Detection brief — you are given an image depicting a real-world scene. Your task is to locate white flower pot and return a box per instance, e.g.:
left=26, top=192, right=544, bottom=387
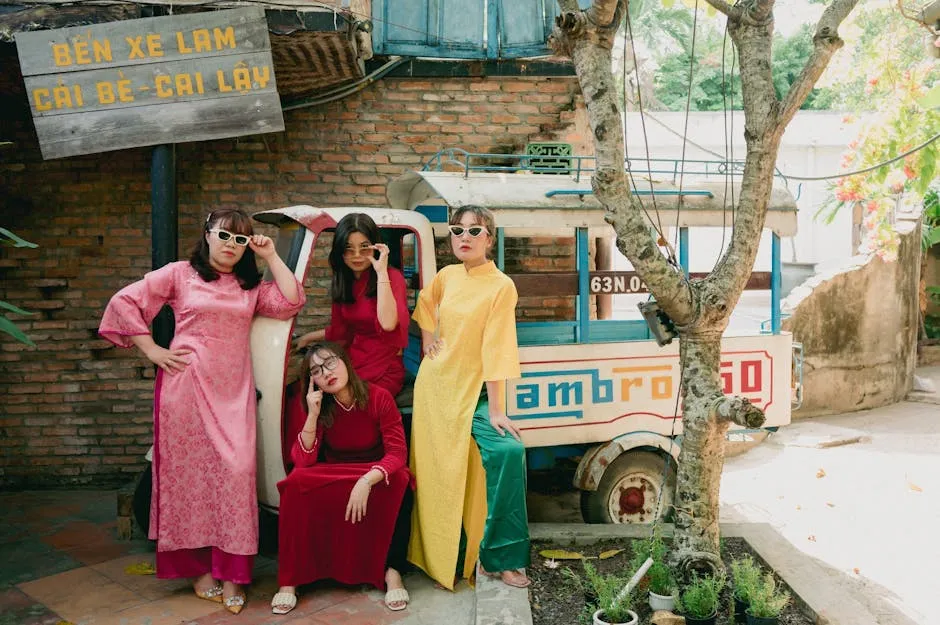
left=649, top=590, right=676, bottom=611
left=593, top=608, right=639, bottom=625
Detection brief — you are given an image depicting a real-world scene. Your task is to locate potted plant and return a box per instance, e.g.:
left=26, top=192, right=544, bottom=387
left=629, top=530, right=677, bottom=611
left=745, top=572, right=790, bottom=625
left=730, top=555, right=763, bottom=623
left=676, top=574, right=724, bottom=625
left=582, top=560, right=638, bottom=625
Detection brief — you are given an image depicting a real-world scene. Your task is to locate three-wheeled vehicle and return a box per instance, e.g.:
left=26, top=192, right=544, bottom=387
left=243, top=149, right=803, bottom=525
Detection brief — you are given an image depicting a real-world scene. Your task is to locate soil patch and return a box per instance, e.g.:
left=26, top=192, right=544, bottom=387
left=528, top=537, right=814, bottom=625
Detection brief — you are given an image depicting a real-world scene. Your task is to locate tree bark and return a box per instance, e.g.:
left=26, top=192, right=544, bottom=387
left=553, top=0, right=859, bottom=578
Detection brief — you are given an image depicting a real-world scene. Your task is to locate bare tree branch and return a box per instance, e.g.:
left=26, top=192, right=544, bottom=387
left=711, top=395, right=766, bottom=427
left=777, top=0, right=860, bottom=127
left=585, top=0, right=620, bottom=27
left=556, top=0, right=580, bottom=11
left=699, top=0, right=740, bottom=18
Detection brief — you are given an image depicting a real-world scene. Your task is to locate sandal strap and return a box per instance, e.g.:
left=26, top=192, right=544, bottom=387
left=271, top=592, right=297, bottom=607
left=385, top=588, right=410, bottom=603
left=224, top=594, right=246, bottom=607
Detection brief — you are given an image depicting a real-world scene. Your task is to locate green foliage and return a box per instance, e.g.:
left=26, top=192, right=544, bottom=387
left=746, top=572, right=791, bottom=618
left=923, top=186, right=940, bottom=251
left=629, top=529, right=675, bottom=595
left=650, top=23, right=835, bottom=111
left=730, top=555, right=762, bottom=603
left=0, top=227, right=36, bottom=346
left=582, top=559, right=635, bottom=624
left=676, top=574, right=724, bottom=619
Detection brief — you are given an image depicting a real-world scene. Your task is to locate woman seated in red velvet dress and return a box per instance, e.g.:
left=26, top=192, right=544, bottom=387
left=295, top=213, right=410, bottom=396
left=271, top=343, right=412, bottom=615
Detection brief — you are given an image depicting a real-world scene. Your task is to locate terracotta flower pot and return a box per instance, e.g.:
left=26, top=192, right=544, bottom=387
left=592, top=608, right=639, bottom=625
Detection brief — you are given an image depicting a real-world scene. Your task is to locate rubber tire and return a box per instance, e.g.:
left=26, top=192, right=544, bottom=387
left=580, top=450, right=676, bottom=524
left=133, top=464, right=153, bottom=539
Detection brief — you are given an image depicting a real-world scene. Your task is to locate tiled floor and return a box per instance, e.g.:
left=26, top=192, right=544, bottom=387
left=0, top=490, right=470, bottom=625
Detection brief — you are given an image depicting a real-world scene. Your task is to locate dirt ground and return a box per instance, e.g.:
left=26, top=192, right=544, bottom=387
left=528, top=537, right=815, bottom=625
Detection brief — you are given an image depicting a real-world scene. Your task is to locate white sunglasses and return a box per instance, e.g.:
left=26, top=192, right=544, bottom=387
left=209, top=229, right=250, bottom=246
left=448, top=225, right=489, bottom=238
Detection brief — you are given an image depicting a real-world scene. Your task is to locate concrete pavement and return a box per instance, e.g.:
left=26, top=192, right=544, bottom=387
left=720, top=397, right=940, bottom=625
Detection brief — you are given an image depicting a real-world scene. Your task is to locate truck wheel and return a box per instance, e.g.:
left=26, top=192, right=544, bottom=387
left=580, top=451, right=676, bottom=524
left=133, top=464, right=152, bottom=538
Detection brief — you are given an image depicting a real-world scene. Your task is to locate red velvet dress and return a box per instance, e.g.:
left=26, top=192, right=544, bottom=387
left=277, top=384, right=410, bottom=589
left=324, top=268, right=410, bottom=396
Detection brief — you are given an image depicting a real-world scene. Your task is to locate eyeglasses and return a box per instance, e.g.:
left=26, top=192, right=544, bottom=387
left=309, top=355, right=339, bottom=378
left=209, top=229, right=250, bottom=246
left=448, top=225, right=488, bottom=238
left=343, top=243, right=373, bottom=257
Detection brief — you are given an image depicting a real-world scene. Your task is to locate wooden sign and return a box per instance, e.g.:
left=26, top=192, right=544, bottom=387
left=15, top=7, right=284, bottom=159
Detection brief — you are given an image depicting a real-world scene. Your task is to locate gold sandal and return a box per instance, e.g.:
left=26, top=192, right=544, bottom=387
left=224, top=592, right=247, bottom=615
left=194, top=583, right=223, bottom=603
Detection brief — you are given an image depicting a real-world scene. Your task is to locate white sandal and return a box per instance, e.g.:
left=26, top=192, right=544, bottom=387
left=271, top=591, right=297, bottom=615
left=384, top=587, right=410, bottom=611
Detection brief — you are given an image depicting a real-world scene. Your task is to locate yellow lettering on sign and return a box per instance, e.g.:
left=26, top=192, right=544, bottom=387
left=232, top=67, right=251, bottom=92
left=146, top=34, right=164, bottom=57
left=92, top=39, right=113, bottom=62
left=176, top=31, right=193, bottom=54
left=126, top=36, right=145, bottom=59
left=96, top=82, right=115, bottom=104
left=117, top=79, right=134, bottom=103
left=192, top=29, right=211, bottom=52
left=651, top=376, right=672, bottom=400
left=73, top=40, right=91, bottom=64
left=252, top=66, right=270, bottom=89
left=52, top=43, right=72, bottom=67
left=52, top=85, right=73, bottom=109
left=33, top=88, right=52, bottom=111
left=72, top=84, right=84, bottom=107
left=217, top=70, right=232, bottom=93
left=155, top=75, right=172, bottom=98
left=175, top=74, right=194, bottom=97
left=214, top=26, right=236, bottom=49
left=194, top=72, right=205, bottom=94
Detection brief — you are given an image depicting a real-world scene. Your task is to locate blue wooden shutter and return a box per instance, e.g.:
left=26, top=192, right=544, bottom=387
left=497, top=0, right=593, bottom=58
left=373, top=0, right=486, bottom=58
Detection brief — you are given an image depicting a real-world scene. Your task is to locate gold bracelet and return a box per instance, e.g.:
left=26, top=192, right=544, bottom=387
left=301, top=429, right=317, bottom=434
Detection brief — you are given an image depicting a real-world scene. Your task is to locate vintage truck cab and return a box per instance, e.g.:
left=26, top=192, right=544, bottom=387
left=247, top=149, right=802, bottom=524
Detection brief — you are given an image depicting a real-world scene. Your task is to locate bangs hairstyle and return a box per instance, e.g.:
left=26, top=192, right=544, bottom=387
left=450, top=205, right=496, bottom=256
left=300, top=342, right=369, bottom=428
left=329, top=213, right=380, bottom=304
left=189, top=208, right=261, bottom=290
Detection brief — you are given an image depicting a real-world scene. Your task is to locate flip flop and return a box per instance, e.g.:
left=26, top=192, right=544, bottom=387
left=384, top=587, right=410, bottom=611
left=271, top=591, right=297, bottom=615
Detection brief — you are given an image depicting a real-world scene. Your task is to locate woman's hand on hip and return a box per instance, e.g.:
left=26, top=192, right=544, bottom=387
left=248, top=234, right=276, bottom=259
left=144, top=346, right=191, bottom=374
left=345, top=478, right=371, bottom=524
left=489, top=413, right=522, bottom=442
left=423, top=338, right=444, bottom=359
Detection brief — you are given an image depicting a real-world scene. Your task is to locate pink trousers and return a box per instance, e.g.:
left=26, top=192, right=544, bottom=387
left=156, top=547, right=254, bottom=584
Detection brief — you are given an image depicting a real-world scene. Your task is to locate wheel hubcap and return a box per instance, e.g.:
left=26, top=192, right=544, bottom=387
left=608, top=473, right=664, bottom=523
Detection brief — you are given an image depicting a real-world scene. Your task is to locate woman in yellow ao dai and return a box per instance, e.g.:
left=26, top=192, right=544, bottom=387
left=407, top=205, right=531, bottom=590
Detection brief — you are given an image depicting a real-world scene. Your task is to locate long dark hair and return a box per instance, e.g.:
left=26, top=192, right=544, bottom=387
left=189, top=208, right=261, bottom=290
left=300, top=342, right=369, bottom=428
left=329, top=213, right=380, bottom=304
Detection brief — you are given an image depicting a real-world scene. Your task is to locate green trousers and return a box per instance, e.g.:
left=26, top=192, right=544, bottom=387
left=470, top=400, right=531, bottom=573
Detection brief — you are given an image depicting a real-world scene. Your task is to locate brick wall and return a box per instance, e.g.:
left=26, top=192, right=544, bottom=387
left=0, top=44, right=587, bottom=488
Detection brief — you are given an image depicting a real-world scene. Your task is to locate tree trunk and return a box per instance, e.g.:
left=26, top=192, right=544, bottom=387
left=552, top=0, right=859, bottom=577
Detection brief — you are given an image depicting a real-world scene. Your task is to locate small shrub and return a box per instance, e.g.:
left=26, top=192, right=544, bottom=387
left=730, top=555, right=762, bottom=603
left=583, top=559, right=634, bottom=624
left=676, top=574, right=724, bottom=619
left=629, top=529, right=675, bottom=596
left=747, top=572, right=791, bottom=618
